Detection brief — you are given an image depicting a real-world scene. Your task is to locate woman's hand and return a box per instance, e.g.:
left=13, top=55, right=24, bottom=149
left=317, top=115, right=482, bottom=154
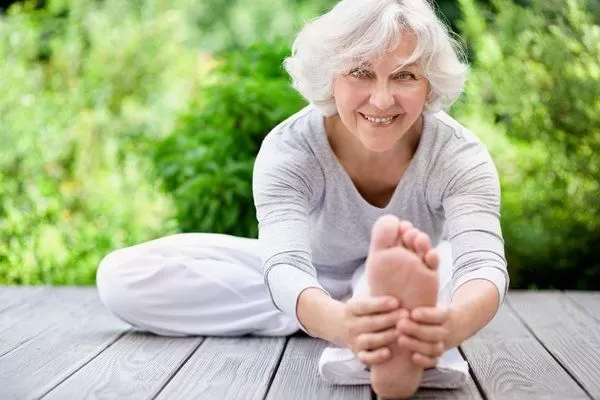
left=395, top=304, right=453, bottom=368
left=343, top=296, right=409, bottom=366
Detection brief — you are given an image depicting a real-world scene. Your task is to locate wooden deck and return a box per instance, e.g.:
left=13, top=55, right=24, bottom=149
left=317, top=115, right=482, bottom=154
left=1, top=287, right=599, bottom=400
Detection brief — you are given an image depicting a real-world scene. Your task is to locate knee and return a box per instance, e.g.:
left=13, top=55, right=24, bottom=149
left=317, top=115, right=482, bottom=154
left=96, top=249, right=140, bottom=322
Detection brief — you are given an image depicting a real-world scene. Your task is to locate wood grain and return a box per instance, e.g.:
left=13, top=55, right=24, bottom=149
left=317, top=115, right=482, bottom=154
left=0, top=287, right=105, bottom=357
left=266, top=337, right=371, bottom=400
left=42, top=332, right=202, bottom=400
left=411, top=374, right=483, bottom=400
left=0, top=288, right=130, bottom=400
left=461, top=297, right=589, bottom=399
left=0, top=285, right=47, bottom=314
left=155, top=336, right=287, bottom=400
left=509, top=291, right=600, bottom=399
left=566, top=291, right=600, bottom=323
left=3, top=288, right=600, bottom=400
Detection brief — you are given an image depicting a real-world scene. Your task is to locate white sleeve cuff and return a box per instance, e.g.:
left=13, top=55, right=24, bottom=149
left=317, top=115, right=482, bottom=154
left=265, top=264, right=330, bottom=334
left=452, top=267, right=508, bottom=309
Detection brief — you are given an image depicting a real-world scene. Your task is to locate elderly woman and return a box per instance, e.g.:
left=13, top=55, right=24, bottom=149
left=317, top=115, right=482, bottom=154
left=96, top=0, right=508, bottom=398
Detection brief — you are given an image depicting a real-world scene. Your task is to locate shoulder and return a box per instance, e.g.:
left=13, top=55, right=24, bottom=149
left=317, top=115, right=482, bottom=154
left=253, top=106, right=325, bottom=200
left=256, top=105, right=320, bottom=167
left=428, top=111, right=497, bottom=173
left=425, top=112, right=500, bottom=199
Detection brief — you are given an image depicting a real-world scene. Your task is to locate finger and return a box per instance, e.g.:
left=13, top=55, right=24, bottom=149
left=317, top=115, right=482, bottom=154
left=348, top=296, right=400, bottom=316
left=356, top=347, right=392, bottom=366
left=411, top=306, right=450, bottom=325
left=354, top=328, right=399, bottom=352
left=401, top=227, right=419, bottom=252
left=397, top=318, right=449, bottom=343
left=424, top=248, right=440, bottom=271
left=397, top=335, right=445, bottom=357
left=369, top=215, right=402, bottom=255
left=413, top=232, right=431, bottom=260
left=412, top=353, right=438, bottom=369
left=355, top=309, right=408, bottom=333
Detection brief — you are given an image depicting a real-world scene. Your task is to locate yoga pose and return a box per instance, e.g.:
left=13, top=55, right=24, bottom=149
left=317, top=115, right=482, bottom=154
left=96, top=0, right=508, bottom=397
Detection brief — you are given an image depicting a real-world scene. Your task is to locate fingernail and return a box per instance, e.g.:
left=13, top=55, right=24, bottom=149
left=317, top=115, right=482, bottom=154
left=387, top=298, right=398, bottom=307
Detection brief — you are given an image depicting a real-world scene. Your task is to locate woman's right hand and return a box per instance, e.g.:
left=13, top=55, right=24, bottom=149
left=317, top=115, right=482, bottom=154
left=342, top=295, right=408, bottom=366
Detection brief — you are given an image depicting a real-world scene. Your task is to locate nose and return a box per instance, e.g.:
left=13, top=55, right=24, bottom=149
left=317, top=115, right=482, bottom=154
left=369, top=82, right=395, bottom=111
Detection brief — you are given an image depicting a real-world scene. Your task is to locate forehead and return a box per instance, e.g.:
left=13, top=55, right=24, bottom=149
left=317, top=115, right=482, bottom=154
left=358, top=33, right=420, bottom=69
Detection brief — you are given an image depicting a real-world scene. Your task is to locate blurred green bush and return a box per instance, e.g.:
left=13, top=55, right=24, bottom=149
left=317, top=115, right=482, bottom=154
left=0, top=0, right=203, bottom=284
left=152, top=38, right=307, bottom=237
left=454, top=0, right=600, bottom=288
left=1, top=0, right=598, bottom=289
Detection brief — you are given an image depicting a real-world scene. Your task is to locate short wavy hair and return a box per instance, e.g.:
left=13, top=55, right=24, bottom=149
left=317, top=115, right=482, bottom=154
left=283, top=0, right=469, bottom=115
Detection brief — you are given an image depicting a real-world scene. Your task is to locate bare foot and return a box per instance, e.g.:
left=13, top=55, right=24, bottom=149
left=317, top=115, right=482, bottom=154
left=367, top=215, right=438, bottom=399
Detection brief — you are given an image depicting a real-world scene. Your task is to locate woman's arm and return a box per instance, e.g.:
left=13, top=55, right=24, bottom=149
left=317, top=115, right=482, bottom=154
left=445, top=279, right=499, bottom=350
left=297, top=287, right=348, bottom=346
left=394, top=129, right=509, bottom=366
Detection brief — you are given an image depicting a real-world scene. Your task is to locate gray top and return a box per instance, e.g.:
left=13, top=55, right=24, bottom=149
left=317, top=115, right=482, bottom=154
left=253, top=105, right=508, bottom=331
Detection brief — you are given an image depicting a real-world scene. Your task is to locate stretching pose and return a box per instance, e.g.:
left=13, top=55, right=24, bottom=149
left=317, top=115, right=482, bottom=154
left=96, top=0, right=508, bottom=397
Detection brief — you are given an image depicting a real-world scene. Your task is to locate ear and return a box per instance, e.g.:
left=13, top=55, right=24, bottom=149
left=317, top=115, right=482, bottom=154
left=426, top=88, right=438, bottom=107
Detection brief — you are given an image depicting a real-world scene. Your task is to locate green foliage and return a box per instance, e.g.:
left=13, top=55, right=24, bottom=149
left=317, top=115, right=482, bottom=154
left=184, top=0, right=338, bottom=52
left=0, top=0, right=202, bottom=284
left=3, top=0, right=598, bottom=290
left=152, top=38, right=307, bottom=237
left=454, top=0, right=600, bottom=289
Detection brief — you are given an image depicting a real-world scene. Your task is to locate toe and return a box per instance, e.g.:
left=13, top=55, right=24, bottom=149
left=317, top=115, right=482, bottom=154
left=401, top=227, right=419, bottom=252
left=424, top=248, right=440, bottom=271
left=414, top=232, right=432, bottom=258
left=369, top=215, right=402, bottom=255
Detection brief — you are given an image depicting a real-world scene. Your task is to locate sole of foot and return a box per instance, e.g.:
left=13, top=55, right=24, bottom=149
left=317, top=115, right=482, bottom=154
left=367, top=215, right=438, bottom=399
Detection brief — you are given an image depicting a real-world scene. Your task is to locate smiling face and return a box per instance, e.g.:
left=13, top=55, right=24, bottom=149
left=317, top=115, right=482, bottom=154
left=331, top=32, right=430, bottom=153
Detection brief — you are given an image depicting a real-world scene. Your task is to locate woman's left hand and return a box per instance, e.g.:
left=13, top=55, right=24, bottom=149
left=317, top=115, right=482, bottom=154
left=395, top=304, right=453, bottom=368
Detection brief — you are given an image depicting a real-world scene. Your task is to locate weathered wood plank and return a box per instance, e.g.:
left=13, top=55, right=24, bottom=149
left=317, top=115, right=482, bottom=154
left=155, top=336, right=286, bottom=400
left=412, top=374, right=483, bottom=400
left=461, top=300, right=589, bottom=399
left=566, top=291, right=600, bottom=323
left=508, top=291, right=600, bottom=399
left=266, top=337, right=371, bottom=400
left=0, top=288, right=130, bottom=400
left=0, top=287, right=103, bottom=357
left=0, top=285, right=47, bottom=314
left=42, top=332, right=203, bottom=400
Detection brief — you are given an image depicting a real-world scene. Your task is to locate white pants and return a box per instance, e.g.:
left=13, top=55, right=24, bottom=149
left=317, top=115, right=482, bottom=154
left=96, top=233, right=454, bottom=338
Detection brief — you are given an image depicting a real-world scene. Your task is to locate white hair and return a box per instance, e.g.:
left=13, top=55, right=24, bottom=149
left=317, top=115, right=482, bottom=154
left=283, top=0, right=469, bottom=115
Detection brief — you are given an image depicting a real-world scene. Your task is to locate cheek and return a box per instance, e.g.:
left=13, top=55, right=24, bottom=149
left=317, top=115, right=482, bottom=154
left=334, top=82, right=367, bottom=112
left=397, top=87, right=429, bottom=112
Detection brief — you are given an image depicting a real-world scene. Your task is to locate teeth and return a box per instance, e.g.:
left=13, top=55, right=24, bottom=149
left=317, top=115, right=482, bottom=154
left=363, top=114, right=395, bottom=123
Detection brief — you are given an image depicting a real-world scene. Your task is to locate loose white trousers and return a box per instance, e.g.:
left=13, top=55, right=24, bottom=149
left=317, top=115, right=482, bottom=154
left=96, top=233, right=454, bottom=338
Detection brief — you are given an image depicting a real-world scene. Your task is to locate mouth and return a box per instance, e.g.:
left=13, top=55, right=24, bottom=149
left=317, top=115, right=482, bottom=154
left=359, top=112, right=400, bottom=126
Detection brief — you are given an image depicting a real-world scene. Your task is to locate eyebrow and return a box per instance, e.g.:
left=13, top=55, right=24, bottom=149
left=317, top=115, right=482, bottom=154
left=358, top=62, right=417, bottom=71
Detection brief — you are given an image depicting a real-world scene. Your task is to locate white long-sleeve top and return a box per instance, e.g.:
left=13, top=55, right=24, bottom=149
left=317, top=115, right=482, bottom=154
left=253, top=105, right=508, bottom=331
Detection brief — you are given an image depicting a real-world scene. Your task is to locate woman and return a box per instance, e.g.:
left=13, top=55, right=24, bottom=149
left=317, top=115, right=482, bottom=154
left=96, top=0, right=508, bottom=398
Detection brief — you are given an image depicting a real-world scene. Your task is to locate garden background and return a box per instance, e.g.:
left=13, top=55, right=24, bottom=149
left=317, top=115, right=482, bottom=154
left=0, top=0, right=598, bottom=289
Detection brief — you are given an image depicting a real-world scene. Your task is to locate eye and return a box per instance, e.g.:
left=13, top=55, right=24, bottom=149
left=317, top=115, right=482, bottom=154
left=348, top=68, right=372, bottom=79
left=395, top=71, right=417, bottom=80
